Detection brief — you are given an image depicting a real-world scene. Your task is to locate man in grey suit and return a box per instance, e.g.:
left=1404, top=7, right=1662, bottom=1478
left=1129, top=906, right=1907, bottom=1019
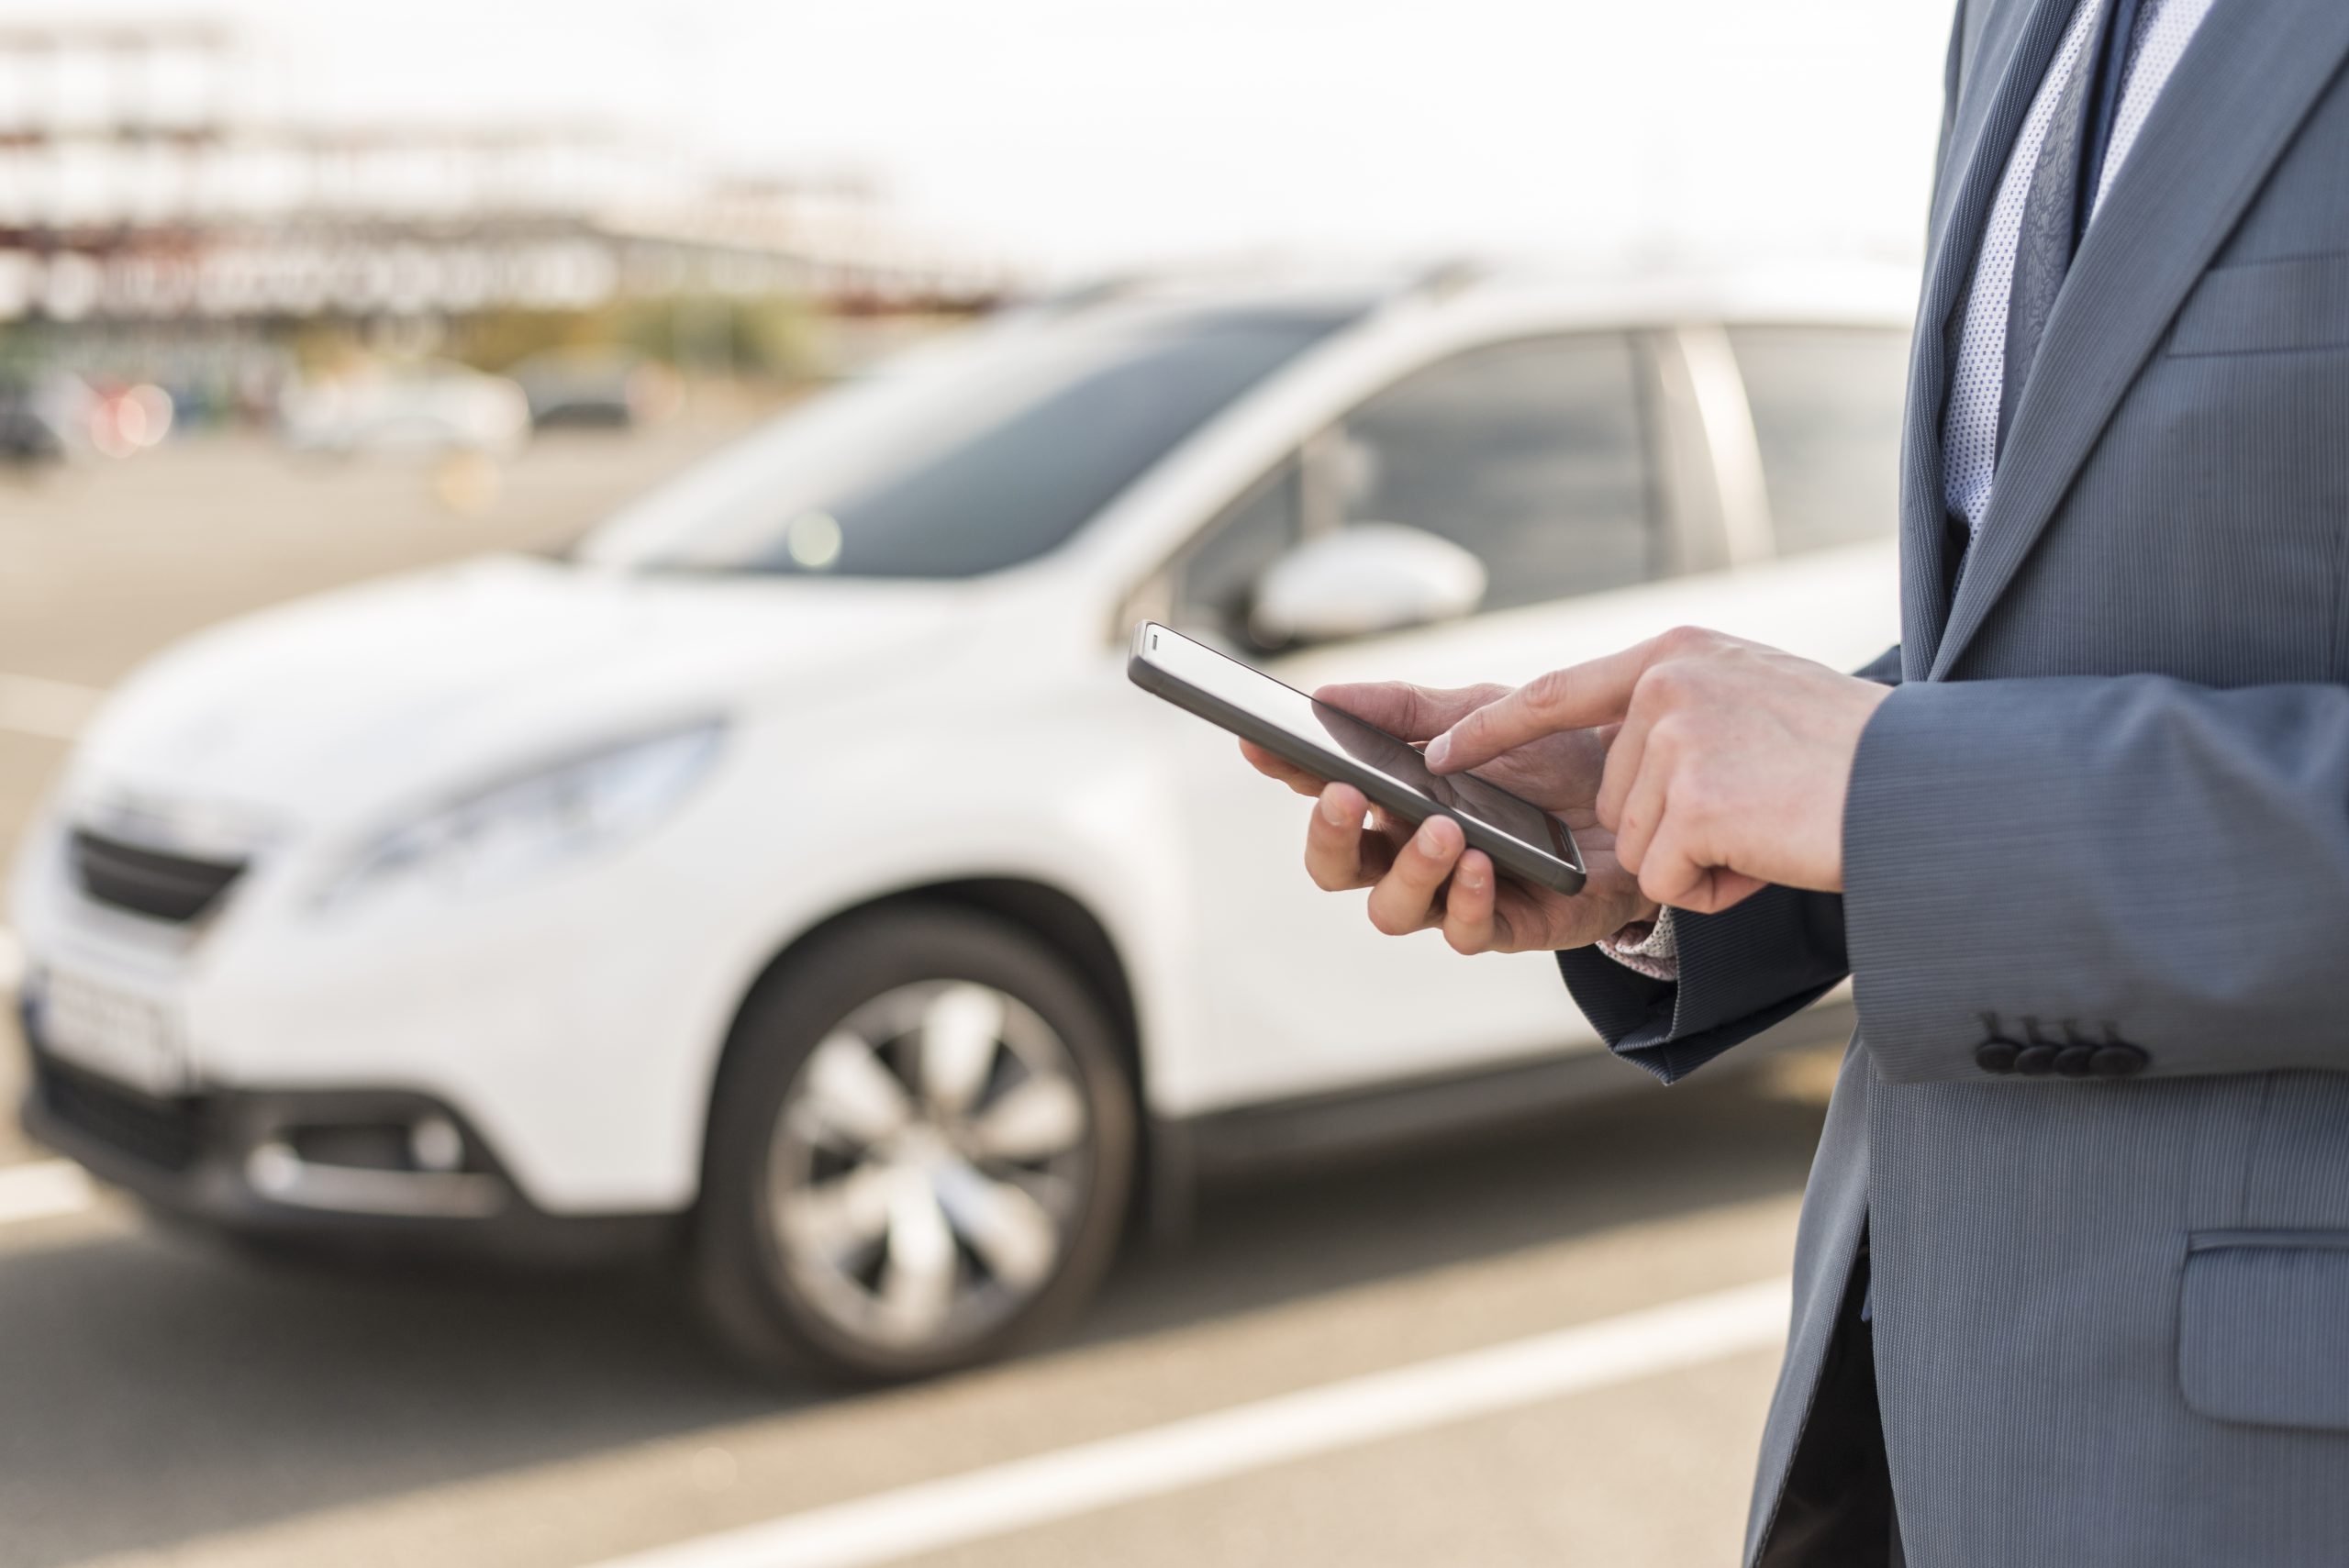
left=1243, top=0, right=2349, bottom=1562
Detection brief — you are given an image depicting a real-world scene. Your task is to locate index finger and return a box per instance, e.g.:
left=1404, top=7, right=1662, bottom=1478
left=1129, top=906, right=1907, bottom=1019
left=1314, top=681, right=1511, bottom=743
left=1424, top=641, right=1658, bottom=774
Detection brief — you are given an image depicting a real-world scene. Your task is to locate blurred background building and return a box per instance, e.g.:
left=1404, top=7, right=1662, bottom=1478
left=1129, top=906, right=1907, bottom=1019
left=0, top=15, right=1005, bottom=440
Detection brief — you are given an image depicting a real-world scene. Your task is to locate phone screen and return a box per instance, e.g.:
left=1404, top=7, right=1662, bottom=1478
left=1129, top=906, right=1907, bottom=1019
left=1142, top=627, right=1569, bottom=859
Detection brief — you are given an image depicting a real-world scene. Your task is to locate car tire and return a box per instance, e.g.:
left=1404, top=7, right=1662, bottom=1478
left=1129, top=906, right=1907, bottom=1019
left=691, top=903, right=1137, bottom=1384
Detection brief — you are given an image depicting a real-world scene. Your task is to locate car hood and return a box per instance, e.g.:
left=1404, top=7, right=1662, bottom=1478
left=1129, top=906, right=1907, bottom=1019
left=66, top=555, right=974, bottom=833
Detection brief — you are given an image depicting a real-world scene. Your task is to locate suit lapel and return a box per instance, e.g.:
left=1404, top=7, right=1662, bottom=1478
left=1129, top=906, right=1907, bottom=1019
left=1927, top=0, right=2349, bottom=680
left=1898, top=0, right=2078, bottom=681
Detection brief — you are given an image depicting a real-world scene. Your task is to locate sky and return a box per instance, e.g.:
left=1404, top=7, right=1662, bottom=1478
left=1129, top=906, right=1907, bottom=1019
left=21, top=0, right=1954, bottom=280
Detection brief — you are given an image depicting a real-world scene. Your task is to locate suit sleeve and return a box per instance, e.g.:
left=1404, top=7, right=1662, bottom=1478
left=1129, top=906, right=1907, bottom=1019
left=1554, top=644, right=1903, bottom=1084
left=1845, top=674, right=2349, bottom=1083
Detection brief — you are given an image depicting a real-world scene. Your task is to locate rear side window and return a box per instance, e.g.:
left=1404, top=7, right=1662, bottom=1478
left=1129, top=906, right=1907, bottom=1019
left=1729, top=326, right=1909, bottom=556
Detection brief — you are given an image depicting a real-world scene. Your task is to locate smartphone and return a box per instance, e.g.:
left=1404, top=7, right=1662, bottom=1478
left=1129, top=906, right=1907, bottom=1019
left=1128, top=622, right=1586, bottom=896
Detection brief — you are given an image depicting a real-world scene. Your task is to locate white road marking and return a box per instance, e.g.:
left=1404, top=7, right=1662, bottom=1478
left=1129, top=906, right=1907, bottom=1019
left=0, top=672, right=106, bottom=741
left=0, top=925, right=20, bottom=993
left=0, top=1159, right=95, bottom=1227
left=585, top=1275, right=1793, bottom=1568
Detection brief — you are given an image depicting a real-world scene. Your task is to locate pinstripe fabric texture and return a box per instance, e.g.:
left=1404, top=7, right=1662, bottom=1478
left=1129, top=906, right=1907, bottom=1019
left=1558, top=2, right=2349, bottom=1563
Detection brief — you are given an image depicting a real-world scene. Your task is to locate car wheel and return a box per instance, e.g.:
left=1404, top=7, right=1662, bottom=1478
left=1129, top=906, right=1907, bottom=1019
left=692, top=904, right=1136, bottom=1383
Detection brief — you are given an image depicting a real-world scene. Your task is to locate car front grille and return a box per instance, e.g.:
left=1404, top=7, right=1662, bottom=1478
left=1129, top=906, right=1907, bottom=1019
left=69, top=828, right=248, bottom=924
left=32, top=1054, right=202, bottom=1172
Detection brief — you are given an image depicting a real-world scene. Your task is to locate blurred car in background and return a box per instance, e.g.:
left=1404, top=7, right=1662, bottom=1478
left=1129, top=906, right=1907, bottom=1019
left=0, top=374, right=182, bottom=464
left=11, top=268, right=1910, bottom=1382
left=508, top=349, right=685, bottom=430
left=277, top=360, right=530, bottom=459
left=0, top=382, right=66, bottom=466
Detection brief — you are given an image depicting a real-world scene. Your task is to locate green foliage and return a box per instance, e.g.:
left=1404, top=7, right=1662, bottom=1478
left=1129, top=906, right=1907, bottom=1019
left=448, top=308, right=614, bottom=373
left=444, top=295, right=829, bottom=383
left=286, top=321, right=370, bottom=377
left=0, top=321, right=38, bottom=379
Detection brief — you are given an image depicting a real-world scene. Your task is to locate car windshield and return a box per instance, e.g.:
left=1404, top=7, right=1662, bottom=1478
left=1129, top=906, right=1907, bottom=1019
left=576, top=303, right=1353, bottom=579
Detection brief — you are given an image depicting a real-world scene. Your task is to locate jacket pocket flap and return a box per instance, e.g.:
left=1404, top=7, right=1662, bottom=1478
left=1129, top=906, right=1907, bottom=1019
left=2180, top=1231, right=2349, bottom=1430
left=2170, top=252, right=2349, bottom=358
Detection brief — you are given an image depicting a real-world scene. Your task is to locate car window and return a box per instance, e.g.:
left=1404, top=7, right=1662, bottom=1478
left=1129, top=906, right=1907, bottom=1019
left=1728, top=326, right=1909, bottom=557
left=1174, top=455, right=1301, bottom=645
left=1334, top=334, right=1653, bottom=613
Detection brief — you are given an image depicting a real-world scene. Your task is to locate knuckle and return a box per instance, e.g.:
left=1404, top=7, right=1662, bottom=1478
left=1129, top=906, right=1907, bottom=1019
left=1522, top=667, right=1574, bottom=715
left=1635, top=661, right=1692, bottom=708
left=1650, top=722, right=1700, bottom=779
left=1393, top=684, right=1434, bottom=732
left=1654, top=624, right=1716, bottom=658
left=1366, top=899, right=1410, bottom=937
left=1443, top=923, right=1482, bottom=956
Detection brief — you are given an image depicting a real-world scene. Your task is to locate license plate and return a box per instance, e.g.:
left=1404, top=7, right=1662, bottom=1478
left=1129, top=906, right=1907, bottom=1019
left=38, top=968, right=190, bottom=1096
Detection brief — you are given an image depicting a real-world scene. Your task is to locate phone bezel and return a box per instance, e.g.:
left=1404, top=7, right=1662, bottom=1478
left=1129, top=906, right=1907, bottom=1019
left=1128, top=621, right=1587, bottom=897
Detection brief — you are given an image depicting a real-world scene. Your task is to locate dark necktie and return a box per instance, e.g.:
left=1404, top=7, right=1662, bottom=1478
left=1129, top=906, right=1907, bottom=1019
left=1996, top=0, right=2145, bottom=455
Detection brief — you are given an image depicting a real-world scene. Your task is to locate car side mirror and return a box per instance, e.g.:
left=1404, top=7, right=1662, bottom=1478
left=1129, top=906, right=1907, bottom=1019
left=1247, top=523, right=1487, bottom=647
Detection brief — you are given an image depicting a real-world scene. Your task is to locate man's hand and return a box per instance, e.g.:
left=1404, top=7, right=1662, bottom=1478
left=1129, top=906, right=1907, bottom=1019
left=1240, top=681, right=1659, bottom=954
left=1425, top=628, right=1893, bottom=914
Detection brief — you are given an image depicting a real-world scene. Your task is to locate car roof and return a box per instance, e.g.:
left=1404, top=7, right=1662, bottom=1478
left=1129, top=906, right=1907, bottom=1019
left=1450, top=264, right=1920, bottom=330
left=1022, top=260, right=1920, bottom=338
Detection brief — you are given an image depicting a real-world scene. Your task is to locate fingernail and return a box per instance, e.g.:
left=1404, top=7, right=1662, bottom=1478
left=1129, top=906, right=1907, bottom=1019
left=1459, top=862, right=1486, bottom=890
left=1424, top=733, right=1452, bottom=770
left=1415, top=819, right=1446, bottom=855
left=1319, top=792, right=1350, bottom=827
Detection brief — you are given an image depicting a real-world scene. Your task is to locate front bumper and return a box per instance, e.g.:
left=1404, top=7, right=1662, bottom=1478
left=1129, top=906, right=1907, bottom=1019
left=19, top=1032, right=678, bottom=1268
left=10, top=809, right=740, bottom=1216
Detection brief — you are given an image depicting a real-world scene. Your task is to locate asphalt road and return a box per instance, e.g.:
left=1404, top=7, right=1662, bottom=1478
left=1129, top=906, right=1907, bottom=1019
left=0, top=418, right=1841, bottom=1568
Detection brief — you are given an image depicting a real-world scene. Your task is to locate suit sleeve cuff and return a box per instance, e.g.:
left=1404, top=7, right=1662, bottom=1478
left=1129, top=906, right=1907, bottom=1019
left=1559, top=884, right=1849, bottom=1083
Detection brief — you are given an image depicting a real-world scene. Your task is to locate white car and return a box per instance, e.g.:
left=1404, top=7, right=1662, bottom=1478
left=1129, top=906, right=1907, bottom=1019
left=11, top=269, right=1909, bottom=1380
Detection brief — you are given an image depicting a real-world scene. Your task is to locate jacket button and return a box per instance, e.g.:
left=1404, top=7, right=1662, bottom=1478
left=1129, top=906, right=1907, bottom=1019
left=2090, top=1044, right=2148, bottom=1078
left=2054, top=1045, right=2097, bottom=1078
left=2015, top=1044, right=2058, bottom=1076
left=1975, top=1040, right=2019, bottom=1074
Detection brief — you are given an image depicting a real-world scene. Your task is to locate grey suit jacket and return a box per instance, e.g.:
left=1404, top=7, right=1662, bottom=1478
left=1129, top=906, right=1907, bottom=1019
left=1558, top=3, right=2349, bottom=1564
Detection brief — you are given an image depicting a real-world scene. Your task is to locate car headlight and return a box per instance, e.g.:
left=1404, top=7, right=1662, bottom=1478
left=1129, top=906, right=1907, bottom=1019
left=317, top=719, right=726, bottom=911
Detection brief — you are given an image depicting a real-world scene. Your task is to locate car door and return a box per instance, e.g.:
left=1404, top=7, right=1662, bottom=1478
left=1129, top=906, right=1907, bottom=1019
left=1152, top=328, right=1678, bottom=1108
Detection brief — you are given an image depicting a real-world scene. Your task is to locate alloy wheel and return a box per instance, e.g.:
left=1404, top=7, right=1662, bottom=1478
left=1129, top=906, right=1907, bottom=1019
left=764, top=980, right=1095, bottom=1354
